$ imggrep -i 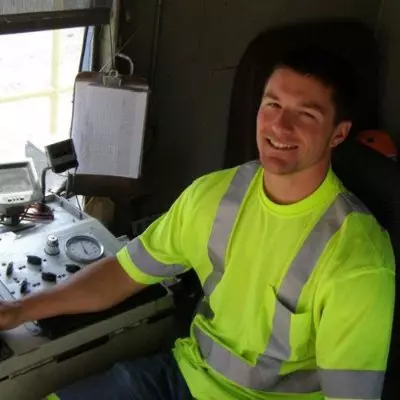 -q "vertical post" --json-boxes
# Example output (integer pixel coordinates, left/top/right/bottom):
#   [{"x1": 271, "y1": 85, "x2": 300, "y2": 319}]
[{"x1": 50, "y1": 30, "x2": 61, "y2": 136}]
